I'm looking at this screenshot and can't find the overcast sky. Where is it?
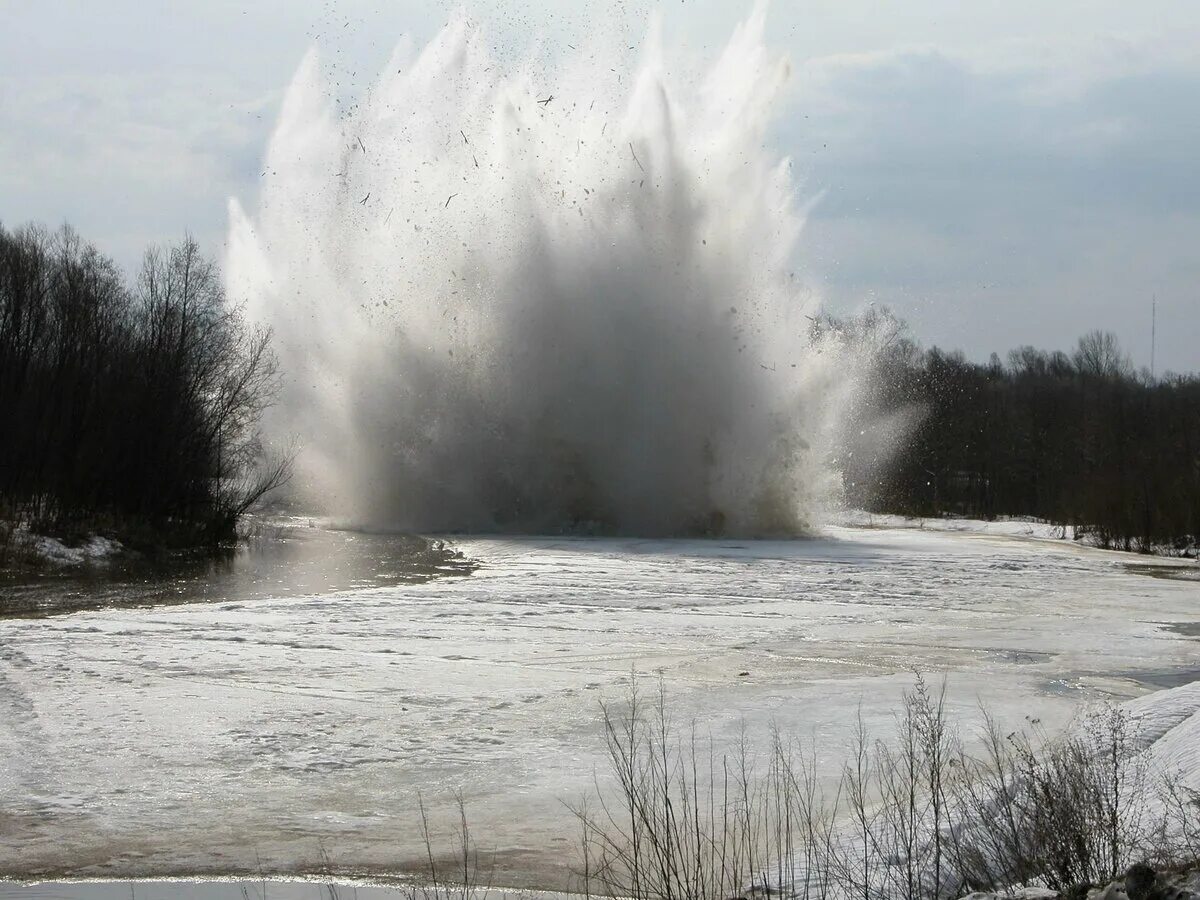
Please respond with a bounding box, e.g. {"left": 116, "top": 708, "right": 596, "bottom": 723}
{"left": 2, "top": 1, "right": 1198, "bottom": 371}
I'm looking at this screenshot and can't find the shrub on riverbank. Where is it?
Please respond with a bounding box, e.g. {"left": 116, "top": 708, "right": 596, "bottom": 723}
{"left": 565, "top": 677, "right": 1199, "bottom": 900}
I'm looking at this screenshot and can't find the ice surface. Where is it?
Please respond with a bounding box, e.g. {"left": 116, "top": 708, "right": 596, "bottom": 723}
{"left": 1, "top": 524, "right": 1197, "bottom": 888}
{"left": 0, "top": 879, "right": 424, "bottom": 899}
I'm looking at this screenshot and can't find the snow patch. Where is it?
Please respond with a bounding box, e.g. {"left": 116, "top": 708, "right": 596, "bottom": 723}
{"left": 1127, "top": 680, "right": 1200, "bottom": 802}
{"left": 837, "top": 511, "right": 1200, "bottom": 560}
{"left": 11, "top": 529, "right": 124, "bottom": 567}
{"left": 835, "top": 510, "right": 1073, "bottom": 542}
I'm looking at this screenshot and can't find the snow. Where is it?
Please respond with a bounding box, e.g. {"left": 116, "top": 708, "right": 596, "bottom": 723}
{"left": 1127, "top": 679, "right": 1200, "bottom": 799}
{"left": 836, "top": 510, "right": 1200, "bottom": 558}
{"left": 27, "top": 534, "right": 123, "bottom": 566}
{"left": 0, "top": 880, "right": 554, "bottom": 898}
{"left": 0, "top": 879, "right": 386, "bottom": 898}
{"left": 0, "top": 523, "right": 1198, "bottom": 888}
{"left": 835, "top": 510, "right": 1074, "bottom": 542}
{"left": 3, "top": 524, "right": 125, "bottom": 567}
{"left": 962, "top": 890, "right": 1059, "bottom": 900}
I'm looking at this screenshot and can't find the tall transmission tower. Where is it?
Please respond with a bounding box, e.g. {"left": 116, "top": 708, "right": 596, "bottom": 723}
{"left": 1151, "top": 293, "right": 1157, "bottom": 380}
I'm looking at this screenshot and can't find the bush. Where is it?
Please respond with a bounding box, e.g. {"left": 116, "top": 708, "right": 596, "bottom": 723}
{"left": 569, "top": 676, "right": 1191, "bottom": 900}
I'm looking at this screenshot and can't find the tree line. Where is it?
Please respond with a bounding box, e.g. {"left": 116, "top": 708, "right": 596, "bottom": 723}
{"left": 833, "top": 308, "right": 1200, "bottom": 553}
{"left": 0, "top": 221, "right": 289, "bottom": 549}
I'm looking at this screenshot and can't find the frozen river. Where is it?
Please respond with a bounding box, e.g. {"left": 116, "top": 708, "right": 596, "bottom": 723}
{"left": 1, "top": 522, "right": 1197, "bottom": 890}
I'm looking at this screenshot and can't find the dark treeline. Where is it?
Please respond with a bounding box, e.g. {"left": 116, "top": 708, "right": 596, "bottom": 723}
{"left": 0, "top": 221, "right": 289, "bottom": 549}
{"left": 834, "top": 308, "right": 1200, "bottom": 553}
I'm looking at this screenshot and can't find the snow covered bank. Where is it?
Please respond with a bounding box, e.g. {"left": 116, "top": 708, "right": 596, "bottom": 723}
{"left": 835, "top": 510, "right": 1073, "bottom": 542}
{"left": 1128, "top": 679, "right": 1200, "bottom": 827}
{"left": 817, "top": 680, "right": 1200, "bottom": 900}
{"left": 836, "top": 510, "right": 1200, "bottom": 559}
{"left": 24, "top": 534, "right": 124, "bottom": 566}
{"left": 965, "top": 868, "right": 1200, "bottom": 900}
{"left": 0, "top": 522, "right": 124, "bottom": 569}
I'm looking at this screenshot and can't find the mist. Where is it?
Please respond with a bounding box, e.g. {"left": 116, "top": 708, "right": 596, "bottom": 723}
{"left": 226, "top": 6, "right": 856, "bottom": 536}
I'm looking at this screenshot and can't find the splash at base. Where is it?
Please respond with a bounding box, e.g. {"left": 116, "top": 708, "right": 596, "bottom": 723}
{"left": 227, "top": 6, "right": 854, "bottom": 535}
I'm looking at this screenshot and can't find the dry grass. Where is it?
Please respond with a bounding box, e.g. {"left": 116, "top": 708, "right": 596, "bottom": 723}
{"left": 567, "top": 675, "right": 1195, "bottom": 900}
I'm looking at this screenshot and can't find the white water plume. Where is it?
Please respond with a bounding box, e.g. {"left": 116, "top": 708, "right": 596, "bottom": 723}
{"left": 226, "top": 5, "right": 855, "bottom": 536}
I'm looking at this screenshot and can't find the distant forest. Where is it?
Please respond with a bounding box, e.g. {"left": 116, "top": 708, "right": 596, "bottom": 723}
{"left": 833, "top": 308, "right": 1200, "bottom": 553}
{"left": 0, "top": 222, "right": 289, "bottom": 549}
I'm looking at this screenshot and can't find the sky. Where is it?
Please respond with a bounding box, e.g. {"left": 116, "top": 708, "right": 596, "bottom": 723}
{"left": 2, "top": 0, "right": 1198, "bottom": 372}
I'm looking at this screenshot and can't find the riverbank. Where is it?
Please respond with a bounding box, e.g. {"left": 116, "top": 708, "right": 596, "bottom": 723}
{"left": 0, "top": 521, "right": 474, "bottom": 618}
{"left": 0, "top": 514, "right": 238, "bottom": 574}
{"left": 837, "top": 510, "right": 1200, "bottom": 560}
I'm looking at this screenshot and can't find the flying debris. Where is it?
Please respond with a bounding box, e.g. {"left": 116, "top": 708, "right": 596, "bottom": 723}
{"left": 229, "top": 9, "right": 840, "bottom": 536}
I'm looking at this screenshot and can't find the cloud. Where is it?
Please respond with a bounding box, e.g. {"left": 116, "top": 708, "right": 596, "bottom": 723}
{"left": 0, "top": 69, "right": 276, "bottom": 269}
{"left": 786, "top": 40, "right": 1200, "bottom": 371}
{"left": 0, "top": 2, "right": 1196, "bottom": 370}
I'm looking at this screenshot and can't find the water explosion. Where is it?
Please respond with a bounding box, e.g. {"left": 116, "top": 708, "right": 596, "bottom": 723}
{"left": 226, "top": 6, "right": 853, "bottom": 536}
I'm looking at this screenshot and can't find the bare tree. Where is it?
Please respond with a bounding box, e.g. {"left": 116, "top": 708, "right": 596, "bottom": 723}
{"left": 0, "top": 222, "right": 290, "bottom": 548}
{"left": 1073, "top": 330, "right": 1133, "bottom": 380}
